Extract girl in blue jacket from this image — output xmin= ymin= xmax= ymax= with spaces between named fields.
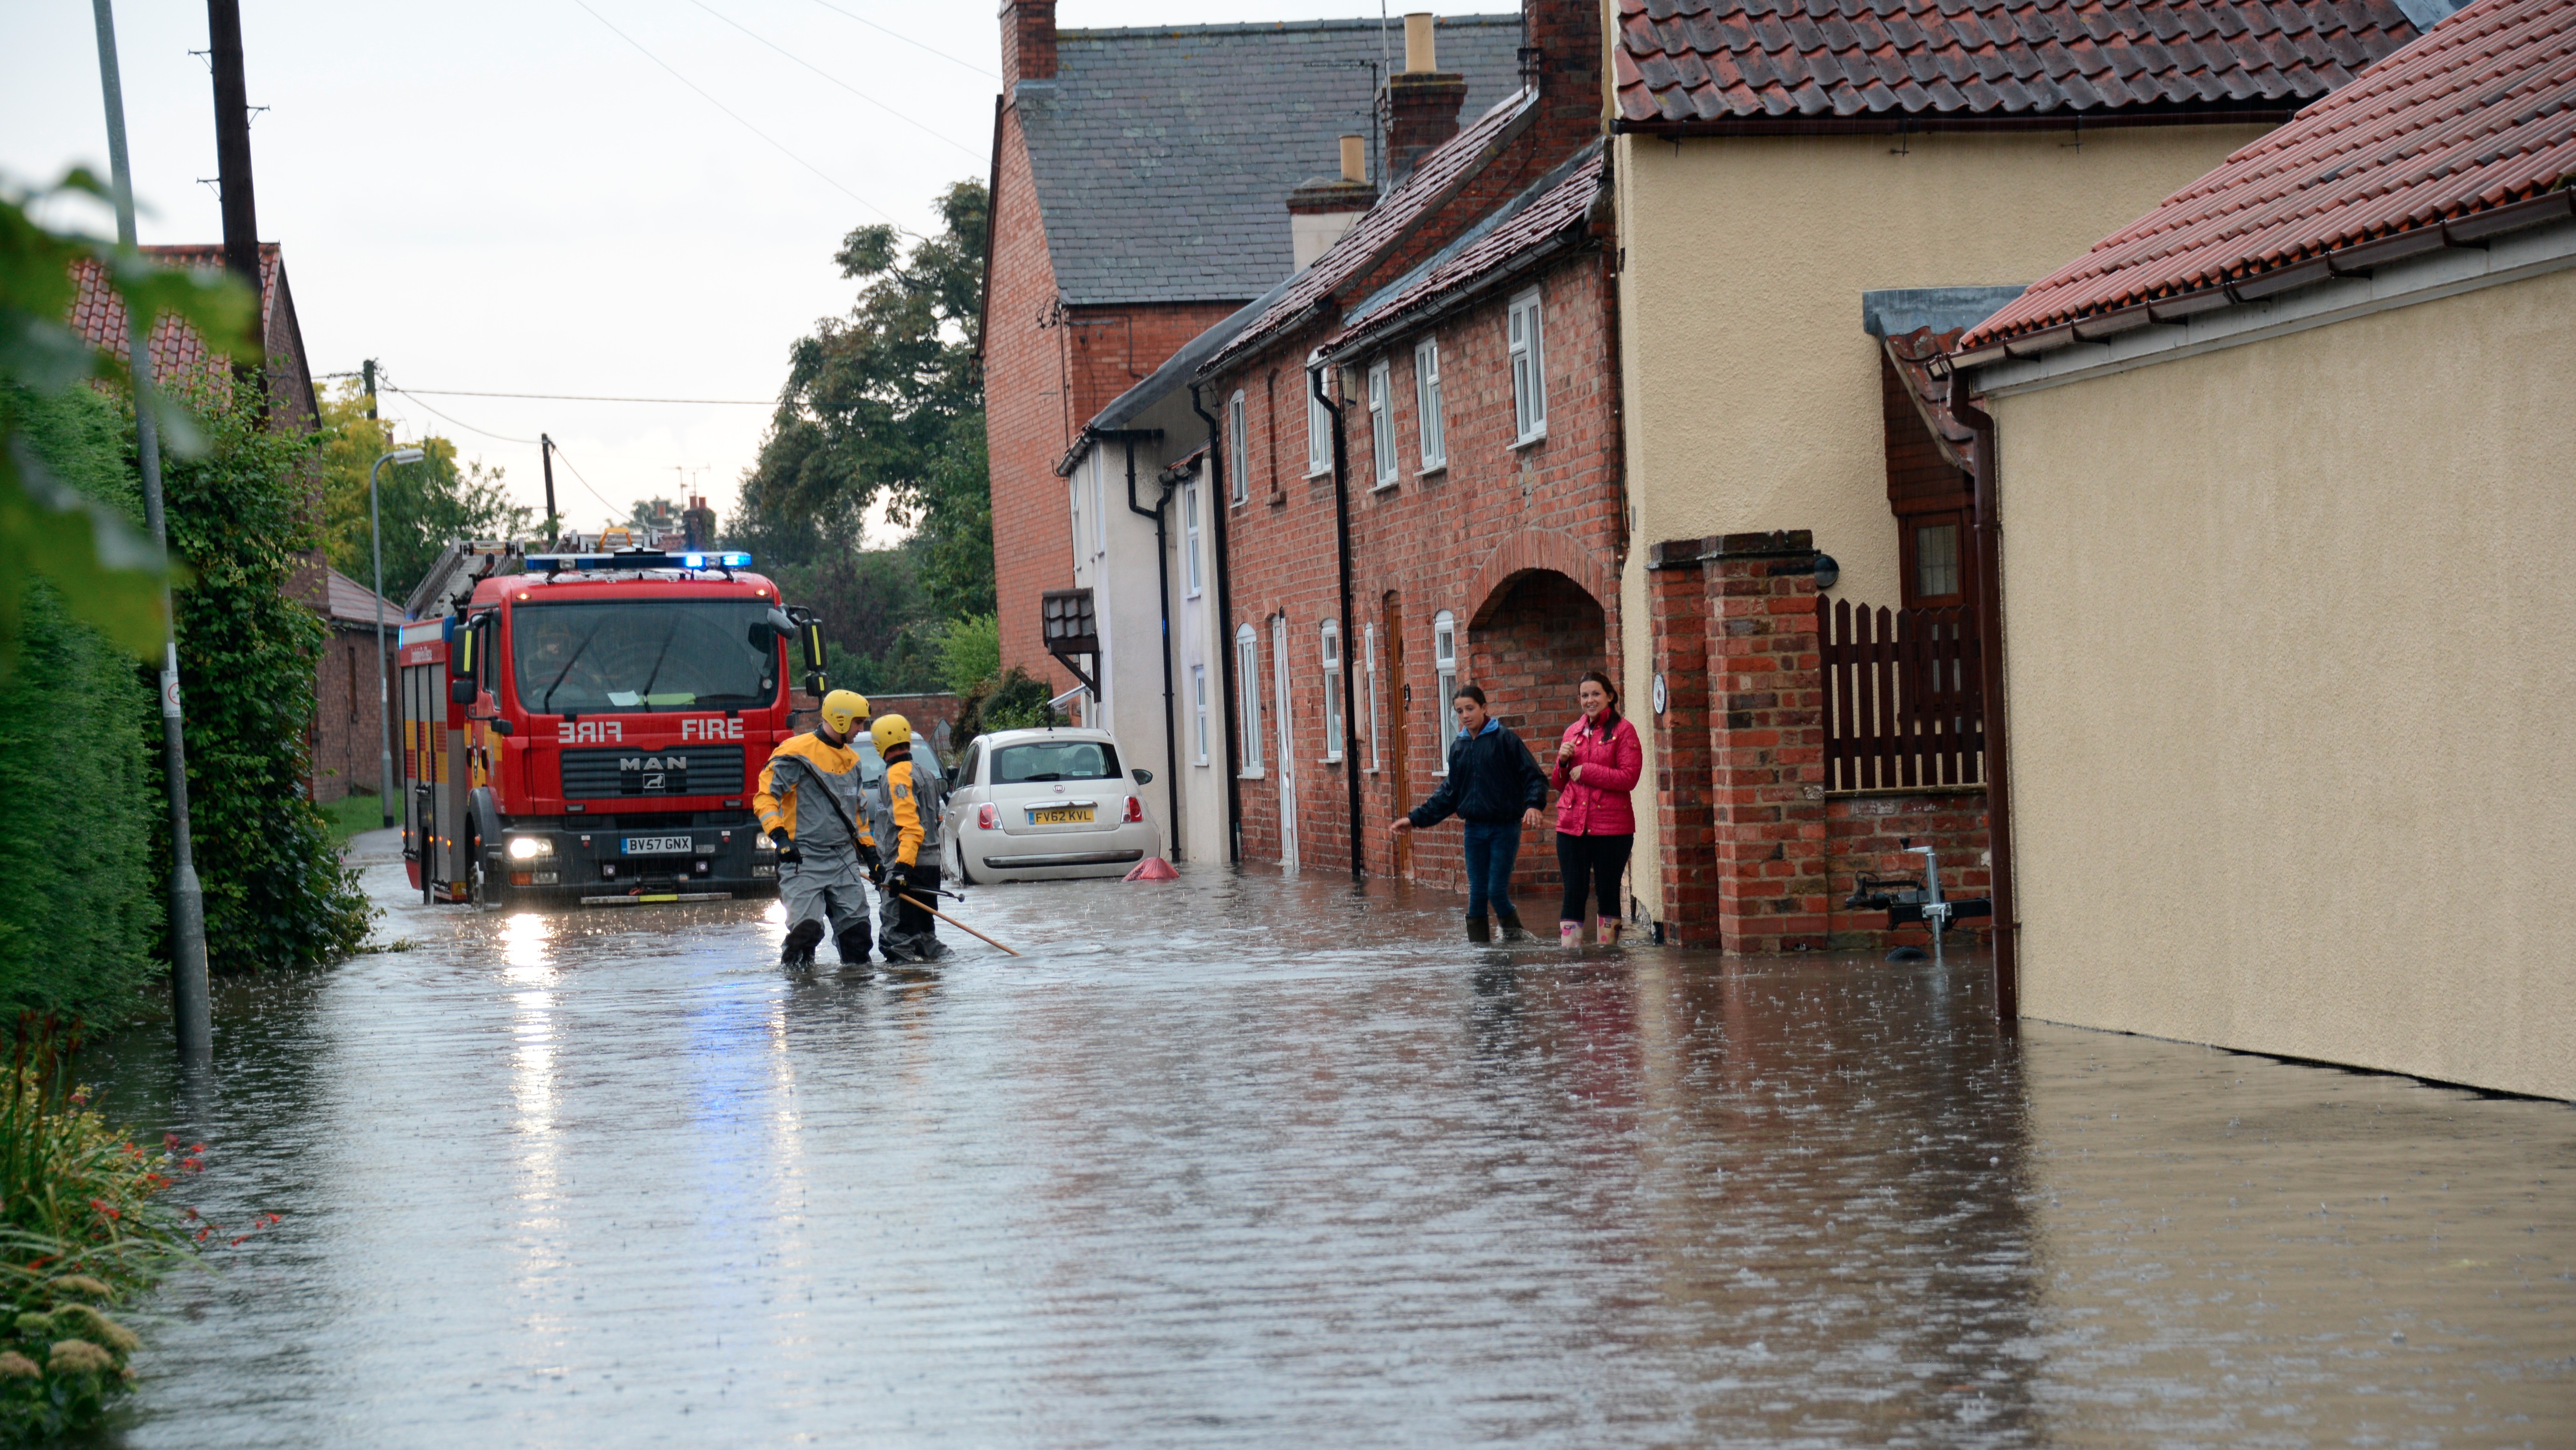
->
xmin=1389 ymin=683 xmax=1548 ymax=942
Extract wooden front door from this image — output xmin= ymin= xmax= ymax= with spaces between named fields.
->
xmin=1384 ymin=593 xmax=1410 ymax=878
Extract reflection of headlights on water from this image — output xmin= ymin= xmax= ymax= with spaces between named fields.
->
xmin=506 ymin=836 xmax=554 ymax=861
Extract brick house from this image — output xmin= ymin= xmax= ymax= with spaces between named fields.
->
xmin=1194 ymin=0 xmax=1619 ymax=903
xmin=1946 ymin=0 xmax=2569 ymax=1093
xmin=1605 ymin=0 xmax=2424 ymax=954
xmin=311 ymin=569 xmax=401 ymax=807
xmin=979 ymin=2 xmax=1526 ymax=706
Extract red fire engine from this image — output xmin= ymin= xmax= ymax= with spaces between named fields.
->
xmin=397 ymin=541 xmax=826 ymax=909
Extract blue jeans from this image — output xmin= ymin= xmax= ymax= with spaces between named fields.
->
xmin=1461 ymin=819 xmax=1521 ymax=921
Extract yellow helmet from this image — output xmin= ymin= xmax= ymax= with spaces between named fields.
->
xmin=820 ymin=690 xmax=870 ymax=738
xmin=869 ymin=713 xmax=912 ymax=753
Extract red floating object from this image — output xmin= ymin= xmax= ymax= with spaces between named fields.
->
xmin=1123 ymin=856 xmax=1179 ymax=882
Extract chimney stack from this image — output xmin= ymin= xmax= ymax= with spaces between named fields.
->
xmin=1524 ymin=0 xmax=1608 ymax=161
xmin=1287 ymin=132 xmax=1378 ymax=271
xmin=1000 ymin=0 xmax=1057 ymax=91
xmin=1385 ymin=12 xmax=1468 ymax=185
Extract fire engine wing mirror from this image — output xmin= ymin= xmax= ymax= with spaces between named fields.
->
xmin=449 ymin=678 xmax=478 ymax=706
xmin=798 ymin=621 xmax=826 ymax=674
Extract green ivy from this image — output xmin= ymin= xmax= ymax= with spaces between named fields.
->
xmin=157 ymin=379 xmax=372 ymax=974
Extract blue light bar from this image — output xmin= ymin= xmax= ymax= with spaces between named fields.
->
xmin=526 ymin=551 xmax=752 ymax=573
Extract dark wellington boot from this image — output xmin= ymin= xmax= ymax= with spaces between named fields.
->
xmin=1466 ymin=913 xmax=1492 ymax=944
xmin=781 ymin=920 xmax=823 ymax=970
xmin=834 ymin=925 xmax=875 ymax=971
xmin=1497 ymin=910 xmax=1535 ymax=942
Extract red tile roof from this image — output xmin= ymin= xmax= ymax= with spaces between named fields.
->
xmin=1205 ymin=89 xmax=1539 ymax=373
xmin=65 ymin=244 xmax=280 ymax=392
xmin=1962 ymin=0 xmax=2576 ymax=347
xmin=1615 ymin=0 xmax=2420 ymax=130
xmin=1884 ymin=324 xmax=1983 ymax=474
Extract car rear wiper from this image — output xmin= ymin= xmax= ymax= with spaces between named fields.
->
xmin=1016 ymin=773 xmax=1064 ymax=782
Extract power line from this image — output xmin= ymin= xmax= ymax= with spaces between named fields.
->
xmin=802 ymin=0 xmax=996 ymax=80
xmin=567 ymin=0 xmax=916 ymax=235
xmin=688 ymin=0 xmax=983 ymax=160
xmin=539 ymin=440 xmax=623 ymax=517
xmin=396 ymin=386 xmax=776 ymax=405
xmin=382 ymin=388 xmax=541 ymax=446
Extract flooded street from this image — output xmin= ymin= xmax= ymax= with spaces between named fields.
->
xmin=85 ymin=830 xmax=2575 ymax=1448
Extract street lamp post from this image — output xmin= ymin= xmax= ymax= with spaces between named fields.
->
xmin=371 ymin=448 xmax=425 ymax=828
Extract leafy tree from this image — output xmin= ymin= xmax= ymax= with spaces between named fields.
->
xmin=914 ymin=411 xmax=994 ymax=620
xmin=315 ymin=379 xmax=529 ymax=607
xmin=938 ymin=613 xmax=998 ymax=697
xmin=742 ymin=180 xmax=987 ymax=569
xmin=166 ymin=376 xmax=374 ymax=974
xmin=0 ymin=172 xmax=252 ymax=673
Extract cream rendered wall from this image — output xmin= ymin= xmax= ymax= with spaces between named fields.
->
xmin=1610 ymin=124 xmax=2270 ymax=927
xmin=1992 ymin=267 xmax=2576 ymax=1102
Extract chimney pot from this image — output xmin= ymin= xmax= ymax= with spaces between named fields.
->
xmin=1402 ymin=12 xmax=1436 ymax=74
xmin=1338 ymin=134 xmax=1366 ymax=184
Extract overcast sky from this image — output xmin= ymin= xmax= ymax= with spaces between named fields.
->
xmin=3 ymin=0 xmax=1505 ymax=546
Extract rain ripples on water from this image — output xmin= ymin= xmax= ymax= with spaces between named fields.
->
xmin=86 ymin=834 xmax=2575 ymax=1447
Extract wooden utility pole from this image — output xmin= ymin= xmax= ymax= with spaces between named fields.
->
xmin=206 ymin=0 xmax=265 ymax=367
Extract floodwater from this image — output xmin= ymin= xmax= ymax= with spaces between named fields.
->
xmin=84 ymin=830 xmax=2574 ymax=1448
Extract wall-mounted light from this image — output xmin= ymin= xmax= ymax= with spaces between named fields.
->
xmin=1813 ymin=553 xmax=1841 ymax=591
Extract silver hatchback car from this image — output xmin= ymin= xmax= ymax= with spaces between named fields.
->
xmin=941 ymin=727 xmax=1162 ymax=883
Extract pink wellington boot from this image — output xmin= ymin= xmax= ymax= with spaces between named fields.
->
xmin=1560 ymin=921 xmax=1582 ymax=949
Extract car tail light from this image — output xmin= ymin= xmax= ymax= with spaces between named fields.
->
xmin=976 ymin=803 xmax=997 ymax=830
xmin=1124 ymin=795 xmax=1144 ymax=823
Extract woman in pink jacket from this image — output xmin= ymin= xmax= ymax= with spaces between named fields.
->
xmin=1550 ymin=670 xmax=1643 ymax=947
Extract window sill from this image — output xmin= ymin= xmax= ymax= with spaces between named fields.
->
xmin=1239 ymin=768 xmax=1266 ymax=780
xmin=1416 ymin=461 xmax=1447 ymax=478
xmin=1370 ymin=477 xmax=1400 ymax=494
xmin=1509 ymin=430 xmax=1548 ymax=452
xmin=1304 ymin=464 xmax=1333 ymax=481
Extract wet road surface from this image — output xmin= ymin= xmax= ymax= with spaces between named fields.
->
xmin=86 ymin=830 xmax=2576 ymax=1447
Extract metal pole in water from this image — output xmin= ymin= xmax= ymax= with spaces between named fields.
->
xmin=92 ymin=0 xmax=210 ymax=1062
xmin=371 ymin=449 xmax=423 ymax=827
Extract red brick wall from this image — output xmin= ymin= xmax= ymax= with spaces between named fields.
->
xmin=983 ymin=95 xmax=1243 ymax=691
xmin=1823 ymin=788 xmax=1994 ymax=950
xmin=1216 ymin=251 xmax=1625 ymax=894
xmin=310 ymin=625 xmax=394 ymax=807
xmin=983 ymin=104 xmax=1073 ymax=691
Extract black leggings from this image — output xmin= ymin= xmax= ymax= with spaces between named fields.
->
xmin=1556 ymin=832 xmax=1633 ymax=924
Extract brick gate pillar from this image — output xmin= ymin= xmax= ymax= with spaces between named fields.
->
xmin=1701 ymin=530 xmax=1827 ymax=954
xmin=1646 ymin=540 xmax=1719 ymax=944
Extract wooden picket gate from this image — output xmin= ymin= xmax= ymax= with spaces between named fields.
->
xmin=1819 ymin=599 xmax=1985 ymax=790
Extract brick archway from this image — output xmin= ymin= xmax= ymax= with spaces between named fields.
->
xmin=1465 ymin=528 xmax=1612 ymax=631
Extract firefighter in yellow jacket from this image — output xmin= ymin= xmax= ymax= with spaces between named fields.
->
xmin=866 ymin=713 xmax=947 ymax=963
xmin=755 ymin=689 xmax=882 ymax=970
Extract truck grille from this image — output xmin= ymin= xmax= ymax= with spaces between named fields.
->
xmin=559 ymin=745 xmax=744 ymax=800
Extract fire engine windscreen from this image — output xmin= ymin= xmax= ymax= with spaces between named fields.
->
xmin=511 ymin=600 xmax=782 ymax=714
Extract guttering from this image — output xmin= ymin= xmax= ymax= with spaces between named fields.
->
xmin=1310 ymin=362 xmax=1365 ymax=880
xmin=1947 ymin=370 xmax=2017 ymax=1027
xmin=1190 ymin=383 xmax=1243 ymax=863
xmin=1320 ymin=230 xmax=1593 ymax=367
xmin=1960 ymin=208 xmax=2576 ymax=396
xmin=1119 ymin=435 xmax=1183 ymax=859
xmin=1610 ymin=103 xmax=2296 ymax=140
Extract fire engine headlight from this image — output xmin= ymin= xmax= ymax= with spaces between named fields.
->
xmin=754 ymin=831 xmax=778 ymax=852
xmin=507 ymin=836 xmax=553 ymax=861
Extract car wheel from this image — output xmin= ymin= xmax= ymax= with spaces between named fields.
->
xmin=951 ymin=840 xmax=976 ymax=887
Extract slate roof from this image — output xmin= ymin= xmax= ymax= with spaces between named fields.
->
xmin=1613 ymin=0 xmax=2422 ymax=130
xmin=1329 ymin=142 xmax=1609 ymax=351
xmin=1020 ymin=15 xmax=1527 ymax=306
xmin=66 ymin=243 xmax=282 ymax=386
xmin=1962 ymin=0 xmax=2576 ymax=346
xmin=320 ymin=568 xmax=403 ymax=629
xmin=1204 ymin=88 xmax=1544 ymax=373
